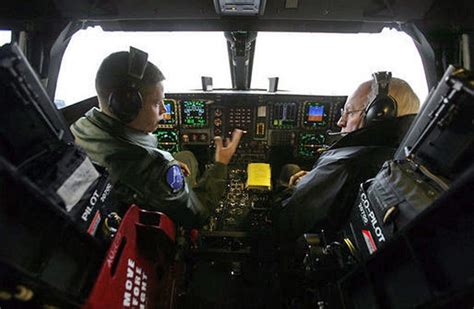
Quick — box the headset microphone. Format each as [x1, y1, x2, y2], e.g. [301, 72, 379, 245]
[327, 130, 346, 136]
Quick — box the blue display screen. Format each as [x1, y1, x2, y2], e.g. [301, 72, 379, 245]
[308, 105, 324, 122]
[303, 102, 327, 127]
[160, 99, 177, 125]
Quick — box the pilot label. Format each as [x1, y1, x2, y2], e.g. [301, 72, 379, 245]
[358, 198, 368, 225]
[81, 190, 100, 221]
[359, 192, 386, 243]
[123, 258, 148, 308]
[101, 183, 113, 202]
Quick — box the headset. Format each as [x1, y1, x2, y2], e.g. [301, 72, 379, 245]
[108, 47, 149, 123]
[363, 71, 398, 126]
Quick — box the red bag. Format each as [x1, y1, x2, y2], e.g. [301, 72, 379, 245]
[84, 205, 176, 309]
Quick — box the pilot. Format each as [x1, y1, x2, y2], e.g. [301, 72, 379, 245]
[274, 73, 420, 241]
[71, 50, 244, 228]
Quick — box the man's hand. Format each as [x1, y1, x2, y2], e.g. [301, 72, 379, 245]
[177, 160, 191, 177]
[289, 170, 308, 186]
[214, 129, 245, 165]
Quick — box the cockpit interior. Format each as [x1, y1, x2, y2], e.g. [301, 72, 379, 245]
[0, 0, 473, 308]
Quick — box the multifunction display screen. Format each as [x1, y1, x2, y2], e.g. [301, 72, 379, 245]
[154, 130, 180, 153]
[271, 102, 298, 128]
[303, 102, 328, 128]
[159, 99, 177, 125]
[298, 132, 326, 157]
[181, 100, 207, 127]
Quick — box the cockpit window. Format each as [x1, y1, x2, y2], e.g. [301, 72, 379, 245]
[55, 27, 429, 108]
[0, 30, 11, 46]
[252, 28, 428, 102]
[55, 27, 230, 107]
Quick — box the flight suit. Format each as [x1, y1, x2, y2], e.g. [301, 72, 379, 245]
[71, 107, 227, 228]
[274, 115, 416, 241]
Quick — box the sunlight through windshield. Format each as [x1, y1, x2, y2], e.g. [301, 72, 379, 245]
[0, 30, 11, 46]
[252, 29, 428, 101]
[56, 27, 230, 107]
[56, 27, 428, 107]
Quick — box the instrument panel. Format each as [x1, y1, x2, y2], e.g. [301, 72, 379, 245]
[152, 92, 346, 267]
[153, 92, 346, 160]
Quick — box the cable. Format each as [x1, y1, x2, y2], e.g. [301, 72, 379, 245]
[343, 238, 357, 258]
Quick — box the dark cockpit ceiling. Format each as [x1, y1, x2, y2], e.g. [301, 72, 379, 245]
[0, 0, 472, 32]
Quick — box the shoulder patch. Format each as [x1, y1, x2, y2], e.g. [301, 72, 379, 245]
[166, 165, 185, 193]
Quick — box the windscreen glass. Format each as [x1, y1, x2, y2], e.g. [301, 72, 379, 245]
[55, 27, 429, 108]
[0, 30, 12, 46]
[252, 28, 428, 102]
[55, 27, 230, 107]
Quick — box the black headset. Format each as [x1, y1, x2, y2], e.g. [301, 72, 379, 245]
[108, 47, 149, 123]
[363, 71, 398, 126]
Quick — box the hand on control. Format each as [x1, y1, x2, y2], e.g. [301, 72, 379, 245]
[289, 170, 308, 187]
[214, 129, 246, 165]
[177, 161, 191, 176]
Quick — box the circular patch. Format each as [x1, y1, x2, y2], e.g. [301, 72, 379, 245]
[166, 165, 184, 193]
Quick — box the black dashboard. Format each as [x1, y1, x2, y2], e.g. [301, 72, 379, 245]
[151, 91, 348, 294]
[154, 91, 346, 165]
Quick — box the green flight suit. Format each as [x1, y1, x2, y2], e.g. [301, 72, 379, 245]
[71, 107, 227, 228]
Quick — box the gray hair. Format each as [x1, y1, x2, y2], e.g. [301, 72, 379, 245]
[365, 77, 420, 116]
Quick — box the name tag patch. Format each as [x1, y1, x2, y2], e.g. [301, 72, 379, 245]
[166, 165, 184, 193]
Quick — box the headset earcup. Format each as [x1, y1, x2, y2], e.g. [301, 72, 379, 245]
[108, 87, 143, 123]
[364, 96, 397, 126]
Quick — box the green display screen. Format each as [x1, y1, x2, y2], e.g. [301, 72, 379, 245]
[154, 130, 180, 153]
[181, 100, 207, 127]
[298, 132, 326, 157]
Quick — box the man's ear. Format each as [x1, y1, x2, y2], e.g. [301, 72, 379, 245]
[98, 97, 111, 113]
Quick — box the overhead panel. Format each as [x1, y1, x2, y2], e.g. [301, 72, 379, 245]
[214, 0, 266, 16]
